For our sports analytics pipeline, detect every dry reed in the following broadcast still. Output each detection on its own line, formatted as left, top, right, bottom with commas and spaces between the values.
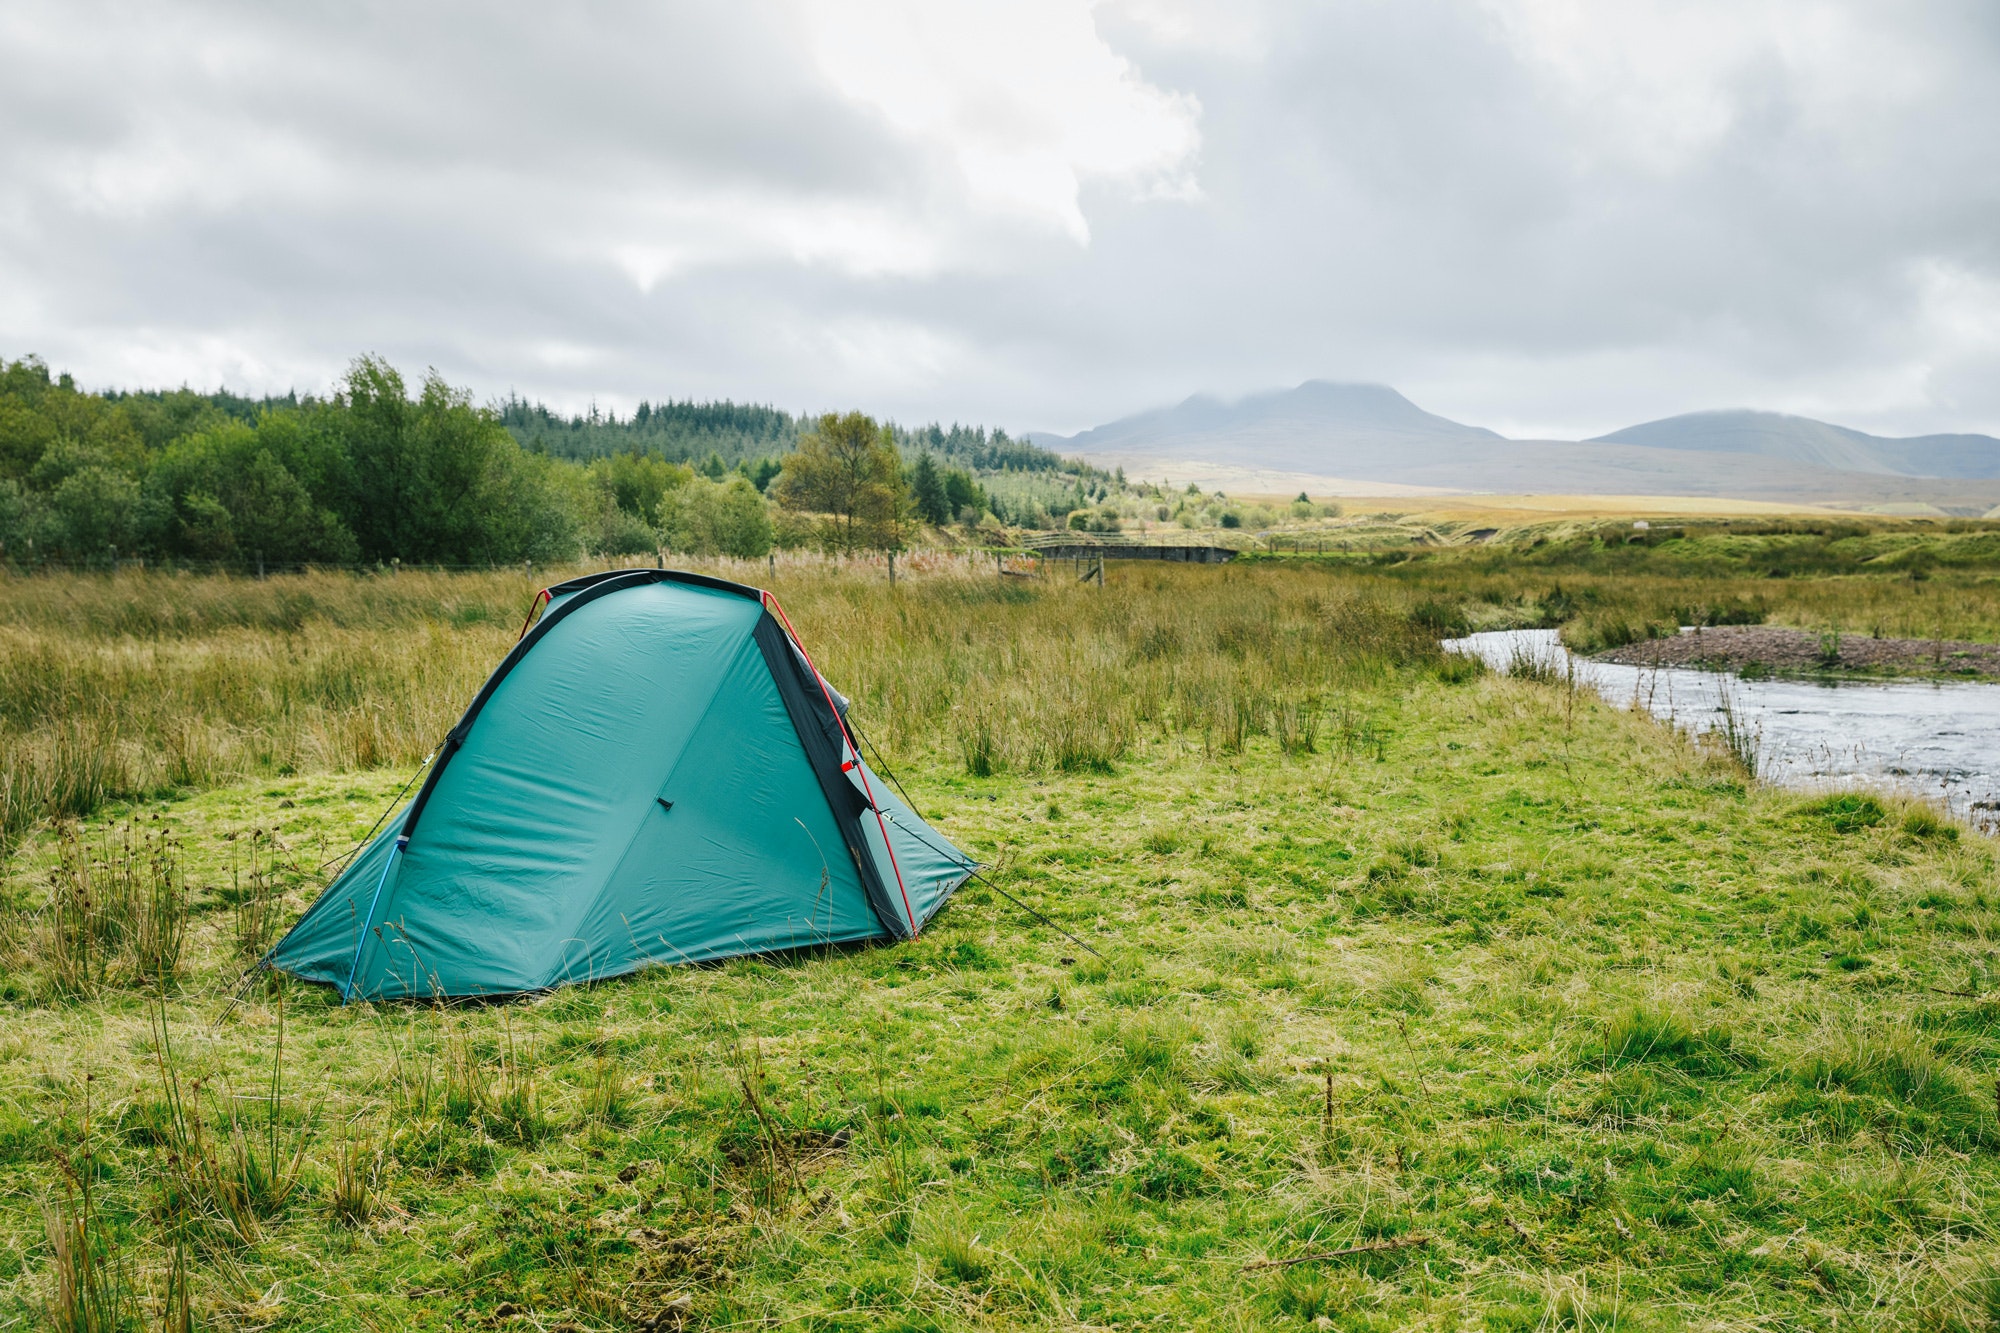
0, 560, 1448, 853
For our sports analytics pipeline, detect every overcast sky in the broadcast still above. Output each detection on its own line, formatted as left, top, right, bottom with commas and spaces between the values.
3, 0, 1997, 439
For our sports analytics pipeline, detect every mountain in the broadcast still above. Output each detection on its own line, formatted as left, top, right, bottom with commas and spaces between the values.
1034, 381, 2000, 506
1589, 410, 2000, 479
1046, 381, 1500, 465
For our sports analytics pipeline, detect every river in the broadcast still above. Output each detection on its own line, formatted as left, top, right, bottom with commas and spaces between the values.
1444, 629, 2000, 833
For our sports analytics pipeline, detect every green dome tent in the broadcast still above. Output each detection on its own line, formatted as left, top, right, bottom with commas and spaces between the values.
265, 569, 975, 1001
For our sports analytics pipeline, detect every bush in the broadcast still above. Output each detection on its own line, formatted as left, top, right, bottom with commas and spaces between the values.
49, 466, 139, 560
692, 477, 775, 557
141, 424, 358, 564
584, 504, 659, 556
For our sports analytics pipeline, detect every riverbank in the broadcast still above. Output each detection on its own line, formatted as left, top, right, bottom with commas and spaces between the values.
1592, 624, 2000, 679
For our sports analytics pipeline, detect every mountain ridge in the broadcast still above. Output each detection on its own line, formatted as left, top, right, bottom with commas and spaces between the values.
1031, 382, 2000, 504
1589, 409, 2000, 480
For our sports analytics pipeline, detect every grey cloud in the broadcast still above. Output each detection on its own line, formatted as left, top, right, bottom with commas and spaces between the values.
1, 0, 1996, 440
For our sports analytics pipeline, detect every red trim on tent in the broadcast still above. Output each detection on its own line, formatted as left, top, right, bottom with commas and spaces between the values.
518, 588, 552, 640
760, 589, 921, 937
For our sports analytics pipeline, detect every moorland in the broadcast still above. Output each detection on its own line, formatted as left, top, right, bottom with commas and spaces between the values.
2, 532, 2000, 1330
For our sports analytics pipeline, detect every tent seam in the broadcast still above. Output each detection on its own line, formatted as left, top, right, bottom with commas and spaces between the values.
543, 627, 779, 989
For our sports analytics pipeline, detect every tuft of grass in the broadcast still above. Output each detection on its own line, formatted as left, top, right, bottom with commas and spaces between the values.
227, 829, 284, 960
40, 823, 126, 998
1272, 696, 1321, 755
327, 1130, 383, 1227
32, 820, 189, 997
1786, 1026, 1991, 1149
481, 1029, 548, 1146
956, 709, 1002, 777
1377, 959, 1437, 1014
41, 1193, 133, 1333
1588, 1006, 1751, 1076
149, 986, 314, 1244
583, 1056, 634, 1128
1797, 792, 1888, 833
1503, 640, 1573, 687
1115, 1012, 1194, 1082
929, 1219, 991, 1287
43, 1085, 133, 1333
1900, 806, 1960, 842
1712, 681, 1762, 778
128, 830, 188, 989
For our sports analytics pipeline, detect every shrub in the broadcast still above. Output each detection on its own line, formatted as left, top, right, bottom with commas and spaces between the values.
1675, 1140, 1758, 1206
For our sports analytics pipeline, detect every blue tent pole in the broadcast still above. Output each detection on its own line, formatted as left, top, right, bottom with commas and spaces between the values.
344, 834, 409, 1004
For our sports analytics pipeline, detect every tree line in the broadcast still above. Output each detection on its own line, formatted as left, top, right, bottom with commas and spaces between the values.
0, 355, 1099, 570
498, 389, 1083, 481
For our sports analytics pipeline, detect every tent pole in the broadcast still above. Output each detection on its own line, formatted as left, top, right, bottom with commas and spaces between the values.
343, 834, 408, 1004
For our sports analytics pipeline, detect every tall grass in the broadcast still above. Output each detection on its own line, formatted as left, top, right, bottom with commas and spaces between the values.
227, 831, 284, 961
44, 1081, 133, 1333
149, 986, 313, 1245
795, 569, 1445, 772
0, 562, 1451, 851
1713, 681, 1763, 778
8, 546, 1986, 851
31, 821, 188, 996
1315, 534, 2000, 646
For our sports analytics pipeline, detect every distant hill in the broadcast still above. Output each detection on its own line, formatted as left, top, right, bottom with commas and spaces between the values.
1590, 410, 2000, 479
1045, 381, 1500, 463
1035, 381, 2000, 507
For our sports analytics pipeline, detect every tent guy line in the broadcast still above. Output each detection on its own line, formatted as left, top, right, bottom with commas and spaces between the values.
851, 724, 1105, 962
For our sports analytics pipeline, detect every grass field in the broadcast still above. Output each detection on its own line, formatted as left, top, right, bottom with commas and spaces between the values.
1260, 517, 2000, 657
2, 558, 1999, 1330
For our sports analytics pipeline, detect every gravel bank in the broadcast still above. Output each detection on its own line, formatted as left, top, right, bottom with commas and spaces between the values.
1591, 624, 2000, 678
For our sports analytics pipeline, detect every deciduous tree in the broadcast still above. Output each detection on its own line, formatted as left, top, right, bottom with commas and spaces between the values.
773, 412, 908, 554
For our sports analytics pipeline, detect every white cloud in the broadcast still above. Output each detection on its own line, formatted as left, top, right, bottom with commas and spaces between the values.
0, 0, 1994, 437
797, 0, 1201, 243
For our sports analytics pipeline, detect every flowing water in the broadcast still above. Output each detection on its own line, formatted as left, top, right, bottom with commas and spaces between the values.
1445, 629, 2000, 833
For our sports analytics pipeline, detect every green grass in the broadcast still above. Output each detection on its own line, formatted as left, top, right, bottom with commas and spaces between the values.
1253, 516, 2000, 656
0, 564, 1997, 1328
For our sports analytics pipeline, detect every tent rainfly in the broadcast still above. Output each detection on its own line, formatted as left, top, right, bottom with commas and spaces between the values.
265, 569, 975, 1001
